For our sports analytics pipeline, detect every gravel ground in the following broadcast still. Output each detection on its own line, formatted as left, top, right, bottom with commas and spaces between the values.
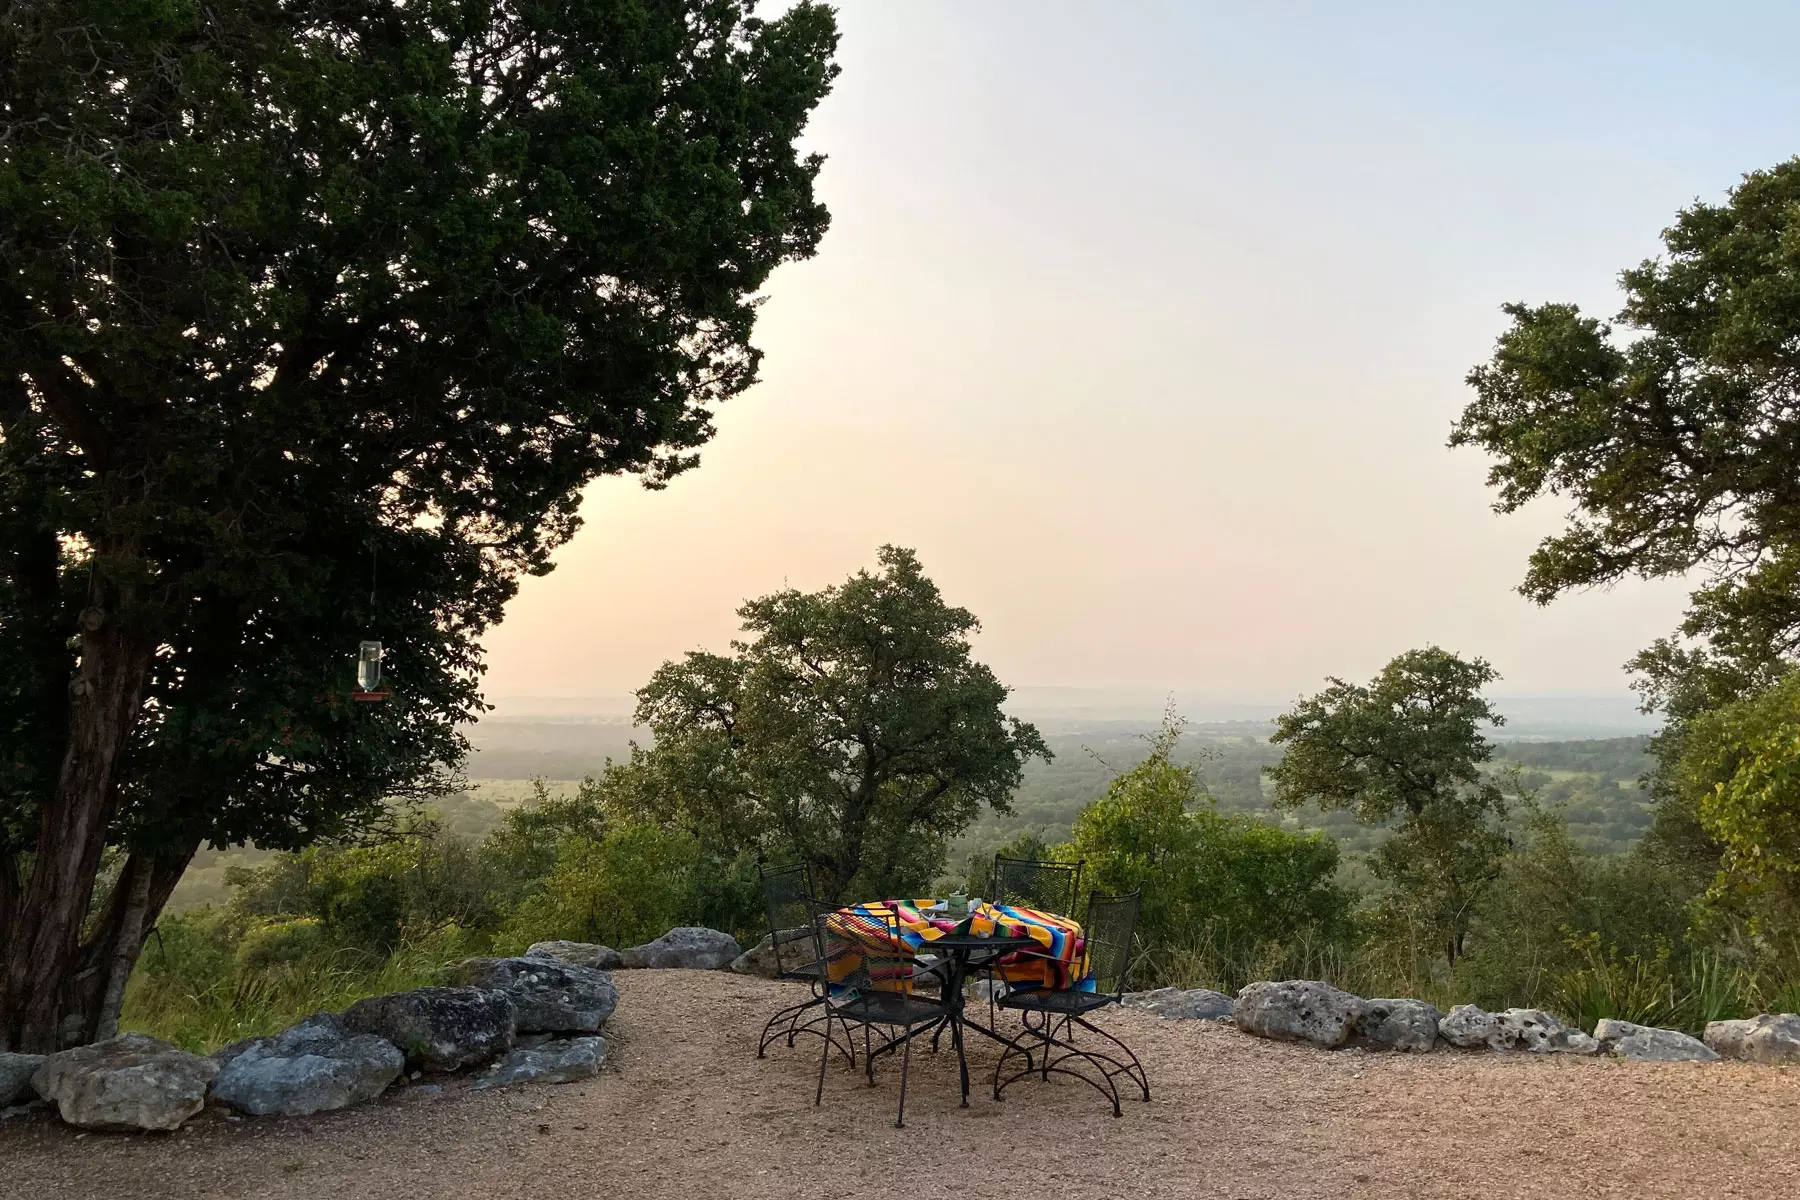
5, 970, 1800, 1200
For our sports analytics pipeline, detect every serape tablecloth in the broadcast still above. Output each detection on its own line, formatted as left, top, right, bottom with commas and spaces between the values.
824, 898, 1092, 994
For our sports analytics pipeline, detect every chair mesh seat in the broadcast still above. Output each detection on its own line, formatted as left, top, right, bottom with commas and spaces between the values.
997, 987, 1114, 1016
832, 988, 950, 1027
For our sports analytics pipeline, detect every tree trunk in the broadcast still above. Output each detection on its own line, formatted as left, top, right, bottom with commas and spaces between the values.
71, 843, 197, 1044
92, 858, 151, 1041
0, 613, 155, 1052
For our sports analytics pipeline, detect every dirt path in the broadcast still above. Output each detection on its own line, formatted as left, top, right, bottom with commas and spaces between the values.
5, 970, 1800, 1199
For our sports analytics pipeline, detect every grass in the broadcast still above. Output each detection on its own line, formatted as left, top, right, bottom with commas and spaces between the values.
122, 928, 484, 1053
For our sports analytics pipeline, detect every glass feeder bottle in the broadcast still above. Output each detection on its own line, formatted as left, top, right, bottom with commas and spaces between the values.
357, 640, 383, 692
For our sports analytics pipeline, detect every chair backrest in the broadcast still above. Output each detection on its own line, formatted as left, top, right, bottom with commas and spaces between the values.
811, 906, 911, 999
992, 856, 1082, 916
757, 861, 818, 977
1080, 890, 1142, 999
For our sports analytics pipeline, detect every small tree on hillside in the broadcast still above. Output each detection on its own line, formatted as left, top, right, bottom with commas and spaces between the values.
1067, 712, 1350, 984
1267, 648, 1508, 966
613, 546, 1050, 901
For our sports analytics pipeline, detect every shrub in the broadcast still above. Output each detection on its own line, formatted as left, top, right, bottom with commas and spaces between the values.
498, 822, 703, 951
1063, 714, 1353, 989
234, 917, 326, 971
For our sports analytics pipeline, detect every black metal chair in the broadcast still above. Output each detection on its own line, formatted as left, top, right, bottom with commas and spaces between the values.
991, 855, 1083, 916
812, 907, 958, 1128
991, 889, 1150, 1117
754, 862, 852, 1063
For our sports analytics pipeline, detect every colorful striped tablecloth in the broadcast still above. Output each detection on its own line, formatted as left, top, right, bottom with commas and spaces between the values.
825, 898, 1092, 993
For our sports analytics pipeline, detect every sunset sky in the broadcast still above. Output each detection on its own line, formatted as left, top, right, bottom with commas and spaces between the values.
481, 2, 1800, 710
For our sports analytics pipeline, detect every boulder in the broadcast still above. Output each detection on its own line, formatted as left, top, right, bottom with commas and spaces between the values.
209, 1014, 405, 1116
31, 1034, 218, 1132
1233, 980, 1363, 1048
730, 927, 814, 978
0, 1053, 44, 1107
1439, 1004, 1498, 1048
1705, 1013, 1800, 1064
1488, 1008, 1597, 1054
1124, 987, 1235, 1021
1593, 1018, 1719, 1063
620, 926, 740, 970
446, 957, 618, 1034
1358, 998, 1441, 1053
525, 941, 623, 971
967, 977, 1006, 1003
471, 1035, 607, 1089
342, 986, 515, 1073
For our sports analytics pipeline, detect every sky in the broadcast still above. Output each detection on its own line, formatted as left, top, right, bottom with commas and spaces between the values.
480, 1, 1800, 713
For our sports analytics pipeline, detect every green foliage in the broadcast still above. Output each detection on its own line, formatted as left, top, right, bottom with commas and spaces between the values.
498, 823, 702, 952
123, 769, 773, 1049
234, 918, 326, 972
1451, 801, 1697, 1013
1268, 648, 1508, 965
0, 0, 841, 1048
1455, 158, 1800, 619
619, 546, 1050, 901
1453, 160, 1800, 953
1062, 714, 1353, 990
1676, 674, 1800, 929
126, 914, 475, 1054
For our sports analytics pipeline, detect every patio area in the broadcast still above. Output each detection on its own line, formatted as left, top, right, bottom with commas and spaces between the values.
6, 968, 1798, 1200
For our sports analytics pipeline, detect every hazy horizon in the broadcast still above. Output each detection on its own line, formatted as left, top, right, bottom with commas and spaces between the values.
477, 2, 1800, 710
479, 687, 1660, 740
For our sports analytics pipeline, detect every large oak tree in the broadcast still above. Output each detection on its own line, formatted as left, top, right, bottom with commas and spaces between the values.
1453, 158, 1800, 869
0, 0, 837, 1050
614, 546, 1050, 902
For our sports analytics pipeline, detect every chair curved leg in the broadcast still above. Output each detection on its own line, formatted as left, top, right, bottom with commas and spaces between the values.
760, 999, 806, 1056
992, 1010, 1043, 1101
994, 1007, 1144, 1116
995, 1050, 1122, 1117
1069, 1015, 1150, 1101
763, 996, 856, 1066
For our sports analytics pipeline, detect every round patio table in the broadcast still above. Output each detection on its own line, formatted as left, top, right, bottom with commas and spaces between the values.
825, 899, 1090, 1105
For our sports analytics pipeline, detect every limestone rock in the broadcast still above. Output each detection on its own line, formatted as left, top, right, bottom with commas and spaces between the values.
210, 1014, 405, 1116
471, 1035, 607, 1089
446, 957, 617, 1034
1489, 1008, 1597, 1054
31, 1034, 218, 1132
1439, 1004, 1498, 1048
525, 941, 623, 971
1233, 980, 1363, 1048
1705, 1013, 1800, 1064
342, 986, 515, 1072
0, 1053, 44, 1107
1593, 1018, 1719, 1063
966, 977, 1007, 1003
620, 926, 740, 970
730, 927, 814, 978
1358, 998, 1441, 1052
1123, 987, 1235, 1021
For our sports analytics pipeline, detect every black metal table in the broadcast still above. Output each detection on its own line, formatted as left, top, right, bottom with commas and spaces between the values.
869, 927, 1039, 1106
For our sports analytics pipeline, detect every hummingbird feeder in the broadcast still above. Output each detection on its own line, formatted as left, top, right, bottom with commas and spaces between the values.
352, 639, 391, 702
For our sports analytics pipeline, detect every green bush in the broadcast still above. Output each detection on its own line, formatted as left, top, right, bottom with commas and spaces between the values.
234, 917, 326, 971
498, 822, 703, 951
1062, 716, 1354, 990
